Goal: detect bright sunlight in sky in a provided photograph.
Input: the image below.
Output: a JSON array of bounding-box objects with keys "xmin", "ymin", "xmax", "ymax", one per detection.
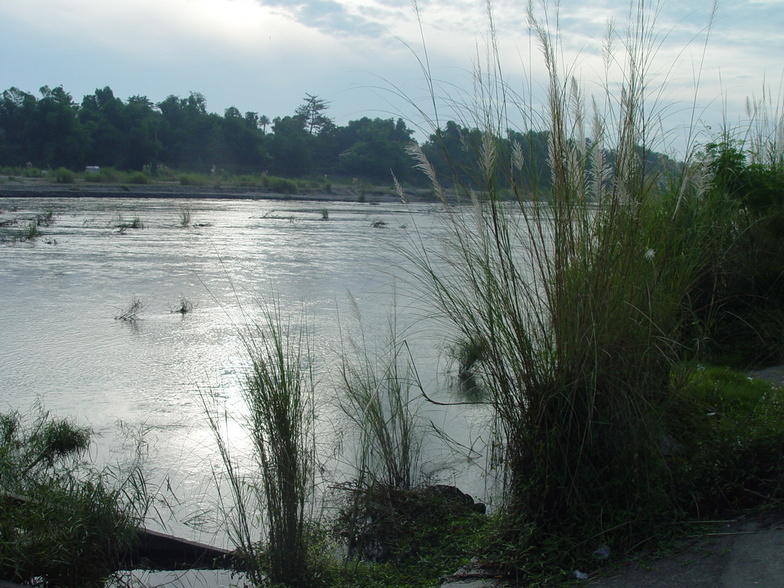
[{"xmin": 0, "ymin": 0, "xmax": 782, "ymax": 153}]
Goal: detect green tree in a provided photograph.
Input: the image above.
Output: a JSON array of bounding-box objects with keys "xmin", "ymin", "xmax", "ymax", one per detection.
[
  {"xmin": 32, "ymin": 85, "xmax": 89, "ymax": 168},
  {"xmin": 258, "ymin": 114, "xmax": 270, "ymax": 134},
  {"xmin": 336, "ymin": 117, "xmax": 415, "ymax": 180},
  {"xmin": 269, "ymin": 115, "xmax": 311, "ymax": 176},
  {"xmin": 295, "ymin": 94, "xmax": 332, "ymax": 136},
  {"xmin": 0, "ymin": 87, "xmax": 38, "ymax": 165},
  {"xmin": 157, "ymin": 92, "xmax": 223, "ymax": 171}
]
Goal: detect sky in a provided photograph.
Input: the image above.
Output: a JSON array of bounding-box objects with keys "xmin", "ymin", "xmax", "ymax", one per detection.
[{"xmin": 0, "ymin": 0, "xmax": 782, "ymax": 154}]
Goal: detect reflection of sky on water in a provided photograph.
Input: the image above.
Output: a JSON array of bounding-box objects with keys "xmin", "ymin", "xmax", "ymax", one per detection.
[{"xmin": 0, "ymin": 197, "xmax": 494, "ymax": 550}]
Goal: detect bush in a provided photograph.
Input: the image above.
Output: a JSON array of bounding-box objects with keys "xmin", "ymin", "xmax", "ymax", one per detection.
[
  {"xmin": 179, "ymin": 173, "xmax": 208, "ymax": 186},
  {"xmin": 128, "ymin": 171, "xmax": 149, "ymax": 184},
  {"xmin": 668, "ymin": 365, "xmax": 784, "ymax": 514},
  {"xmin": 689, "ymin": 141, "xmax": 784, "ymax": 367},
  {"xmin": 266, "ymin": 175, "xmax": 298, "ymax": 194},
  {"xmin": 0, "ymin": 409, "xmax": 148, "ymax": 587},
  {"xmin": 54, "ymin": 167, "xmax": 76, "ymax": 184}
]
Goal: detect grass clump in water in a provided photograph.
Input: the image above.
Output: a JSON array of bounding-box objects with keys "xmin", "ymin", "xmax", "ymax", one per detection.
[
  {"xmin": 18, "ymin": 220, "xmax": 41, "ymax": 241},
  {"xmin": 113, "ymin": 214, "xmax": 144, "ymax": 232},
  {"xmin": 170, "ymin": 295, "xmax": 194, "ymax": 315},
  {"xmin": 115, "ymin": 297, "xmax": 144, "ymax": 322}
]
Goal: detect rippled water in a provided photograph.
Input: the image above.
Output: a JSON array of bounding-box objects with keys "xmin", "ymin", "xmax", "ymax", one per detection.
[{"xmin": 0, "ymin": 196, "xmax": 493, "ymax": 567}]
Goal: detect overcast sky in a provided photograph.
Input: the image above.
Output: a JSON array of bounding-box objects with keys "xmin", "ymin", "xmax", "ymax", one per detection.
[{"xmin": 0, "ymin": 0, "xmax": 781, "ymax": 154}]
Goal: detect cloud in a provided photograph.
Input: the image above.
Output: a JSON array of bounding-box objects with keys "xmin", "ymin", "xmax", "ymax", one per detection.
[
  {"xmin": 0, "ymin": 0, "xmax": 780, "ymax": 153},
  {"xmin": 256, "ymin": 0, "xmax": 391, "ymax": 37}
]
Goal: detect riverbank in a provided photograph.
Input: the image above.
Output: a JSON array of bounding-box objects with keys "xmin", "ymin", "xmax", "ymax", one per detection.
[
  {"xmin": 586, "ymin": 364, "xmax": 784, "ymax": 587},
  {"xmin": 0, "ymin": 177, "xmax": 426, "ymax": 203}
]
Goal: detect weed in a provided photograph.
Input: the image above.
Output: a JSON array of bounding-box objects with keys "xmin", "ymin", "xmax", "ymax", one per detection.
[
  {"xmin": 179, "ymin": 208, "xmax": 192, "ymax": 227},
  {"xmin": 170, "ymin": 296, "xmax": 194, "ymax": 315},
  {"xmin": 0, "ymin": 407, "xmax": 149, "ymax": 587},
  {"xmin": 115, "ymin": 298, "xmax": 144, "ymax": 322}
]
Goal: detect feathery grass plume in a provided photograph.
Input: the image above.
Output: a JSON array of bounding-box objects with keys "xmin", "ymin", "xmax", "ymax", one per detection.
[
  {"xmin": 401, "ymin": 0, "xmax": 728, "ymax": 574},
  {"xmin": 746, "ymin": 83, "xmax": 784, "ymax": 166},
  {"xmin": 406, "ymin": 143, "xmax": 445, "ymax": 203}
]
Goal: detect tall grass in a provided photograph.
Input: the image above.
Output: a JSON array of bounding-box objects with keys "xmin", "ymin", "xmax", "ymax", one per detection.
[
  {"xmin": 400, "ymin": 0, "xmax": 730, "ymax": 568},
  {"xmin": 336, "ymin": 299, "xmax": 424, "ymax": 491},
  {"xmin": 206, "ymin": 302, "xmax": 316, "ymax": 586}
]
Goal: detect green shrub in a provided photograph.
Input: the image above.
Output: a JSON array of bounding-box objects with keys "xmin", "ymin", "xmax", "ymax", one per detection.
[
  {"xmin": 100, "ymin": 167, "xmax": 120, "ymax": 182},
  {"xmin": 668, "ymin": 365, "xmax": 784, "ymax": 514},
  {"xmin": 267, "ymin": 176, "xmax": 298, "ymax": 194},
  {"xmin": 179, "ymin": 173, "xmax": 207, "ymax": 186},
  {"xmin": 54, "ymin": 167, "xmax": 75, "ymax": 184},
  {"xmin": 689, "ymin": 141, "xmax": 784, "ymax": 367},
  {"xmin": 128, "ymin": 171, "xmax": 149, "ymax": 184},
  {"xmin": 0, "ymin": 409, "xmax": 148, "ymax": 587}
]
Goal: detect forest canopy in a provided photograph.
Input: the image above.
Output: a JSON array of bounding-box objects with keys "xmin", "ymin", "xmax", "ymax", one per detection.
[{"xmin": 0, "ymin": 85, "xmax": 679, "ymax": 191}]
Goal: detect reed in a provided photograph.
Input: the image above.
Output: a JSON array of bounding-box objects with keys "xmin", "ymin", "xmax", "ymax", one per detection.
[
  {"xmin": 335, "ymin": 299, "xmax": 424, "ymax": 491},
  {"xmin": 179, "ymin": 207, "xmax": 192, "ymax": 227},
  {"xmin": 401, "ymin": 0, "xmax": 728, "ymax": 568},
  {"xmin": 206, "ymin": 302, "xmax": 316, "ymax": 586}
]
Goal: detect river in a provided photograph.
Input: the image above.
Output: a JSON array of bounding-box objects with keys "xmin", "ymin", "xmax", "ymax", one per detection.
[{"xmin": 0, "ymin": 196, "xmax": 494, "ymax": 586}]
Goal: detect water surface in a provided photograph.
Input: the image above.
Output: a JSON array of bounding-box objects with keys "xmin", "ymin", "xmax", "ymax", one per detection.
[{"xmin": 0, "ymin": 197, "xmax": 493, "ymax": 557}]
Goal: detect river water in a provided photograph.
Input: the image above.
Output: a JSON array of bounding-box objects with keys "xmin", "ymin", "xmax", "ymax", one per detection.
[{"xmin": 0, "ymin": 196, "xmax": 494, "ymax": 584}]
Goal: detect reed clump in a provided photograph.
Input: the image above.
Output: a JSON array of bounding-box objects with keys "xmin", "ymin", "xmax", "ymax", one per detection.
[
  {"xmin": 336, "ymin": 305, "xmax": 424, "ymax": 492},
  {"xmin": 207, "ymin": 303, "xmax": 317, "ymax": 587},
  {"xmin": 400, "ymin": 0, "xmax": 740, "ymax": 576}
]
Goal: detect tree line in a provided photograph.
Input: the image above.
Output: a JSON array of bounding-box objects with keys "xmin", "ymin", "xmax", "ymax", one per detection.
[
  {"xmin": 0, "ymin": 86, "xmax": 422, "ymax": 182},
  {"xmin": 0, "ymin": 84, "xmax": 680, "ymax": 191}
]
